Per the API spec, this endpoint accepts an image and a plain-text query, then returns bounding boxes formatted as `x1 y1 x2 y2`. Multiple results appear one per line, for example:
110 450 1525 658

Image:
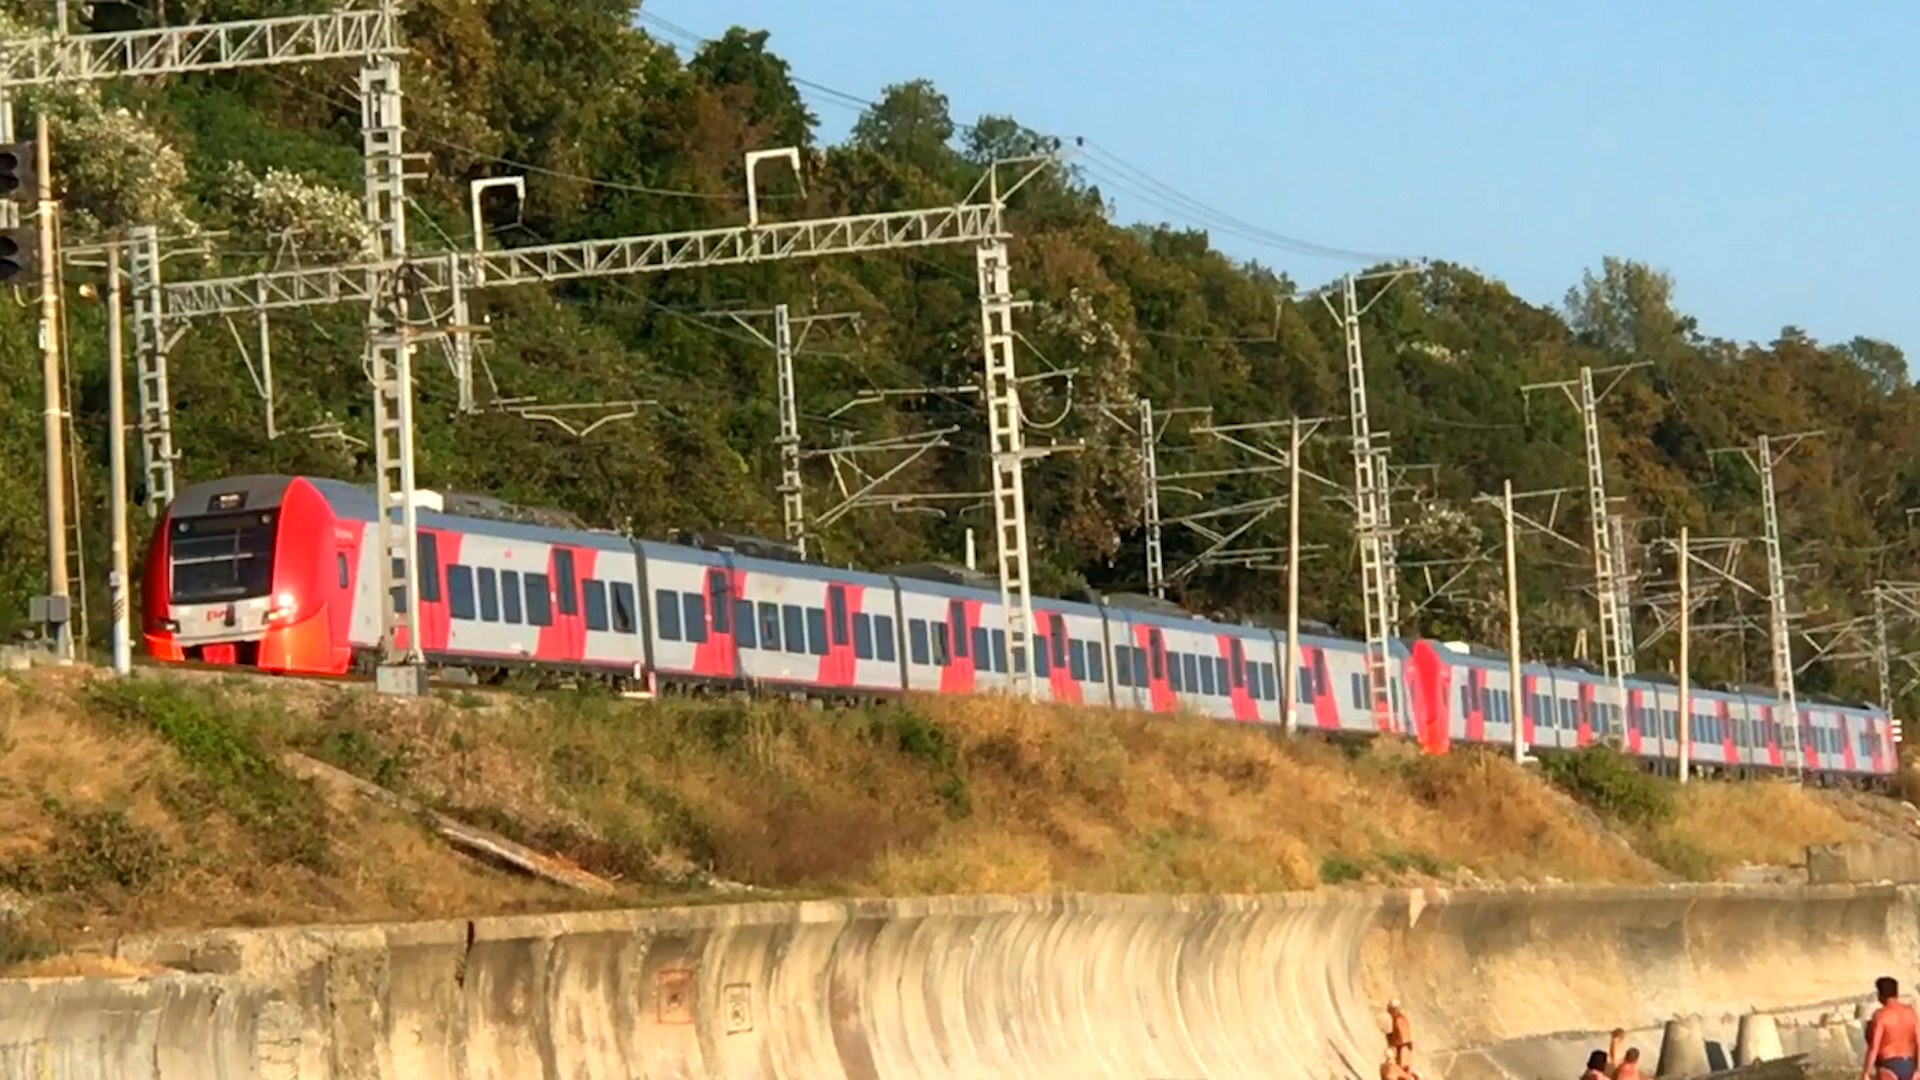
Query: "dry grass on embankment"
0 664 1898 969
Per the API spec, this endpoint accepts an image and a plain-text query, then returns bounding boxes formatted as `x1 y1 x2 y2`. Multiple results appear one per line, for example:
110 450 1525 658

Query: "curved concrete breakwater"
0 884 1914 1080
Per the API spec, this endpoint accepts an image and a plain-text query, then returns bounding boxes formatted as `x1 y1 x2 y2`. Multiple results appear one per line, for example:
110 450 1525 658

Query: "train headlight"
267 592 297 621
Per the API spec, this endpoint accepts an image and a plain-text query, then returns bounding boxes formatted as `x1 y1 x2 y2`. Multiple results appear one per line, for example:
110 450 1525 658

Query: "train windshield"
169 511 277 604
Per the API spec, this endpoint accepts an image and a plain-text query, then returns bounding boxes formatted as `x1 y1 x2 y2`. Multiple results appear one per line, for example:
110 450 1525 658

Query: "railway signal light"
0 141 38 205
0 227 38 283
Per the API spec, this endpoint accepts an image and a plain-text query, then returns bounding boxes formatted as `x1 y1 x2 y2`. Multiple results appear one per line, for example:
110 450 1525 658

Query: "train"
140 473 1900 782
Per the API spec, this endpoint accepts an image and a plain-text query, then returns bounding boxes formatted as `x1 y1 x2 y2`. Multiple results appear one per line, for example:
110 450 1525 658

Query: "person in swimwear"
1380 1050 1410 1080
1865 976 1919 1080
1615 1046 1644 1080
1607 1029 1628 1076
1387 1000 1415 1072
1583 1049 1611 1080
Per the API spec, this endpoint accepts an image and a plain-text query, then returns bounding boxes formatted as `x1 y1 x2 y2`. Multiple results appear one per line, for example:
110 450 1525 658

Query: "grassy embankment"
0 664 1901 972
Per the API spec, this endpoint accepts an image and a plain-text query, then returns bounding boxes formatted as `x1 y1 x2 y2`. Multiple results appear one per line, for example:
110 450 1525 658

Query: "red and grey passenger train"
142 474 1900 781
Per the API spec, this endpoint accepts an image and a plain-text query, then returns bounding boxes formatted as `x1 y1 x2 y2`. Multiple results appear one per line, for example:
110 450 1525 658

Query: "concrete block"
1658 1016 1710 1079
1736 1012 1784 1065
1808 839 1920 884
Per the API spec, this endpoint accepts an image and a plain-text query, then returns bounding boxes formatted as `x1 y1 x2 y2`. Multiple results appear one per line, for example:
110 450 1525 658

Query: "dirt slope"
0 663 1900 967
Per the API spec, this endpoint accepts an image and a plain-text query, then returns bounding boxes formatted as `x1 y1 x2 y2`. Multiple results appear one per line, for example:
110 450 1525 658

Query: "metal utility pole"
0 6 406 515
1284 416 1302 737
1319 268 1417 732
1472 481 1586 741
1139 396 1165 596
125 225 175 509
1677 525 1690 784
1373 445 1403 637
979 239 1040 696
1874 585 1894 717
1711 430 1821 778
1521 362 1648 737
108 241 130 676
1502 479 1523 764
360 55 428 694
701 302 861 558
34 113 71 661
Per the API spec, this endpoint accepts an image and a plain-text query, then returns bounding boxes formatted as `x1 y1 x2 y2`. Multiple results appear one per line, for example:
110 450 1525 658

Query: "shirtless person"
1607 1030 1628 1076
1865 976 1919 1080
1615 1047 1645 1080
1380 1050 1410 1080
1387 1000 1416 1074
1582 1050 1611 1080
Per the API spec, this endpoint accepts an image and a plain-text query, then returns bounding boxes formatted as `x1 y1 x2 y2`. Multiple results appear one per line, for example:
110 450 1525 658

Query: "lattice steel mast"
1520 362 1647 740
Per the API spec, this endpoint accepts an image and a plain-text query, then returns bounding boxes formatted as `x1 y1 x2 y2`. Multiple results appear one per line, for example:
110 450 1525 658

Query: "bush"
1540 745 1674 827
86 679 331 870
1319 853 1366 884
2 802 172 894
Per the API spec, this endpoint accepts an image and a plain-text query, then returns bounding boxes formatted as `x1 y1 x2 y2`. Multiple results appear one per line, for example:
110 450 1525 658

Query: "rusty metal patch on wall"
657 968 695 1025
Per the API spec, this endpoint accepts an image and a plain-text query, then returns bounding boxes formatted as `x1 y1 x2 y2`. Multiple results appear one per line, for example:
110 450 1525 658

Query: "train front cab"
142 475 348 674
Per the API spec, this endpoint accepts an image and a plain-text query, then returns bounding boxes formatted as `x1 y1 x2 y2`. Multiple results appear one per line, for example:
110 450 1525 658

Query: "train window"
1167 653 1182 691
1182 654 1201 695
447 565 477 621
783 605 807 656
1115 645 1134 687
653 587 678 639
852 613 874 660
1560 700 1575 730
1088 645 1104 685
675 588 706 638
1196 655 1216 696
1069 639 1087 682
524 574 553 627
581 580 609 632
1034 635 1049 677
1350 673 1364 710
337 552 350 589
1459 685 1472 718
990 628 1006 673
555 551 578 617
1264 663 1279 702
1051 616 1068 669
477 567 500 623
948 601 969 658
1149 633 1165 681
1130 646 1146 685
757 602 780 651
909 619 929 665
418 532 441 604
1215 658 1230 697
875 615 897 663
501 571 523 624
733 600 756 647
972 627 990 666
707 571 729 634
680 590 707 641
805 608 828 656
1230 641 1245 688
610 582 636 634
829 587 849 647
932 621 951 666
1299 668 1314 703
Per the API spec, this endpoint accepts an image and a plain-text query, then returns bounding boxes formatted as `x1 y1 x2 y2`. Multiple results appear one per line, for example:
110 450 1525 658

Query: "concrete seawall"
1 884 1913 1080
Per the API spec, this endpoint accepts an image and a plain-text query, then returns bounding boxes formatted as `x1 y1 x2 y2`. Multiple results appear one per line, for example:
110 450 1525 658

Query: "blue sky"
641 0 1917 358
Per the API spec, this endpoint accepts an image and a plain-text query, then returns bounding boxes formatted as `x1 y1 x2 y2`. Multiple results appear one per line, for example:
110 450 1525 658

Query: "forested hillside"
0 0 1915 710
